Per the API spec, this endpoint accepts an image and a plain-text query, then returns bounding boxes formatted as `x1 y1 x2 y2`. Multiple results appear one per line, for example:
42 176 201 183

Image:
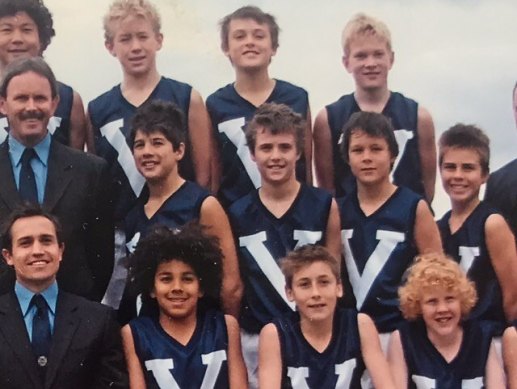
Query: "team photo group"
0 0 516 388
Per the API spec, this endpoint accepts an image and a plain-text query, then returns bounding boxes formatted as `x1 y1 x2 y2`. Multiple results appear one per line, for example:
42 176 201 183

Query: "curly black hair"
0 0 55 53
128 222 223 315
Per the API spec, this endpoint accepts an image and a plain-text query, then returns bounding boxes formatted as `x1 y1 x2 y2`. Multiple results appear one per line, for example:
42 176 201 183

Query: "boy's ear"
105 40 116 57
155 33 164 50
342 54 351 73
336 281 343 298
285 285 294 302
388 50 395 70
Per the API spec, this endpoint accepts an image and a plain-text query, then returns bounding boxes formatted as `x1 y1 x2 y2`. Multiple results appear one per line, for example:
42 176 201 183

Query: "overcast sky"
43 0 517 216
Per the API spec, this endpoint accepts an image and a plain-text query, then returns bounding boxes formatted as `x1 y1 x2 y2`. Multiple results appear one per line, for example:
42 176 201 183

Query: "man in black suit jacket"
0 57 113 300
0 204 127 388
485 82 517 239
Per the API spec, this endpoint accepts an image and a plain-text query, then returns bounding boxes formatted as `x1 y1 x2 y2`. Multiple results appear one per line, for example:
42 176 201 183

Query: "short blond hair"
103 0 161 43
341 13 392 56
398 253 477 321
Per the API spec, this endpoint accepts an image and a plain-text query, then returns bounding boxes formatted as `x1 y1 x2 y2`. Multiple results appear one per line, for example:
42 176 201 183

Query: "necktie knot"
31 294 48 313
21 148 37 165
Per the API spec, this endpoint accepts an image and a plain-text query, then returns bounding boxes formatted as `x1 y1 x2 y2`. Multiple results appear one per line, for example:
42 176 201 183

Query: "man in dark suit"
0 57 113 300
0 204 127 388
485 81 517 239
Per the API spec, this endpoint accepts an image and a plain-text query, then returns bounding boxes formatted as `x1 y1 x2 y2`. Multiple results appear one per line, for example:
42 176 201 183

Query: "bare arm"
325 199 342 261
485 340 506 389
258 323 282 389
69 90 87 150
188 89 212 189
358 313 396 389
313 108 335 193
503 326 517 389
414 199 442 254
303 106 313 185
485 214 517 321
416 106 436 203
387 330 408 389
121 325 147 389
200 196 243 317
225 315 248 389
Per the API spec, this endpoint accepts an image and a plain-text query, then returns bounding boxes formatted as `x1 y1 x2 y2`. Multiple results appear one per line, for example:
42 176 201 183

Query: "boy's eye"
158 275 172 283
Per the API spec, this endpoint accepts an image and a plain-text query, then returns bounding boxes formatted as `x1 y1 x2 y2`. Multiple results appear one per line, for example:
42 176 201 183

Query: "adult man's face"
0 70 58 146
2 215 63 293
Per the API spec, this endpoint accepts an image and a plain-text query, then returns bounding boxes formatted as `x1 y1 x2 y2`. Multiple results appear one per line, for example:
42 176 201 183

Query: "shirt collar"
8 133 51 167
15 280 59 316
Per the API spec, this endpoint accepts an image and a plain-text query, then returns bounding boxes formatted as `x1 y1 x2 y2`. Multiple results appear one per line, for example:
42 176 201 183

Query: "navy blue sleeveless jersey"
338 186 421 333
228 184 332 333
124 181 210 251
0 81 74 145
399 319 495 388
206 79 309 207
326 92 422 198
129 310 229 389
274 308 365 389
88 77 193 221
438 202 505 335
119 181 210 324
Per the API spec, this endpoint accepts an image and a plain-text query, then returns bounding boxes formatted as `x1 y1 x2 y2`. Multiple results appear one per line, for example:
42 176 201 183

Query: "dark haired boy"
228 102 340 387
438 123 517 336
207 6 312 208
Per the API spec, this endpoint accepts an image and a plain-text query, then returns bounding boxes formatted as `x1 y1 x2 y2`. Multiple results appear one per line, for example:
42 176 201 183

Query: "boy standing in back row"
313 13 436 202
207 6 312 208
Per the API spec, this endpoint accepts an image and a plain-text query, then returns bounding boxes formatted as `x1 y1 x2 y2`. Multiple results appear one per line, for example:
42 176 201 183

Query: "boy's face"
224 17 276 71
343 35 393 91
251 127 300 186
440 147 487 206
420 286 461 340
132 129 184 183
0 12 42 68
105 14 162 77
151 259 202 321
286 261 342 322
348 129 394 187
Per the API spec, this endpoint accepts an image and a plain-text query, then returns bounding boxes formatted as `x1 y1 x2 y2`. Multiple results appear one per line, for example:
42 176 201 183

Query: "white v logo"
342 229 405 310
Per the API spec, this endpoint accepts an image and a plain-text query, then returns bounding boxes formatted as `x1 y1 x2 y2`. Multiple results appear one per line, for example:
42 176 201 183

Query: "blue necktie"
19 148 38 203
31 294 52 375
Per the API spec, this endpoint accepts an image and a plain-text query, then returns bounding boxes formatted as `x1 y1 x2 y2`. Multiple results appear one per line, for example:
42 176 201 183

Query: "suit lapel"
44 292 80 389
0 293 42 388
0 141 23 210
44 141 73 211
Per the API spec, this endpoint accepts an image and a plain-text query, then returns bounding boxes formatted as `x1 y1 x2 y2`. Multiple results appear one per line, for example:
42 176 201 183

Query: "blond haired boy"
313 13 436 203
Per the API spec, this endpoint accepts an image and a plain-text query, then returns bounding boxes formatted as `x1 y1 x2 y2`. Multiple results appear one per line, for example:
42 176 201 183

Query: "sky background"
43 0 517 217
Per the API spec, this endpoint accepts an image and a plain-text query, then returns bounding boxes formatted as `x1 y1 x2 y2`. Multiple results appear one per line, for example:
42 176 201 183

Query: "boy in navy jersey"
388 253 505 388
438 124 517 336
89 0 213 308
116 101 242 321
88 0 212 223
228 103 340 388
207 6 312 207
338 111 441 351
259 245 395 389
313 13 436 202
0 0 87 149
121 224 247 389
